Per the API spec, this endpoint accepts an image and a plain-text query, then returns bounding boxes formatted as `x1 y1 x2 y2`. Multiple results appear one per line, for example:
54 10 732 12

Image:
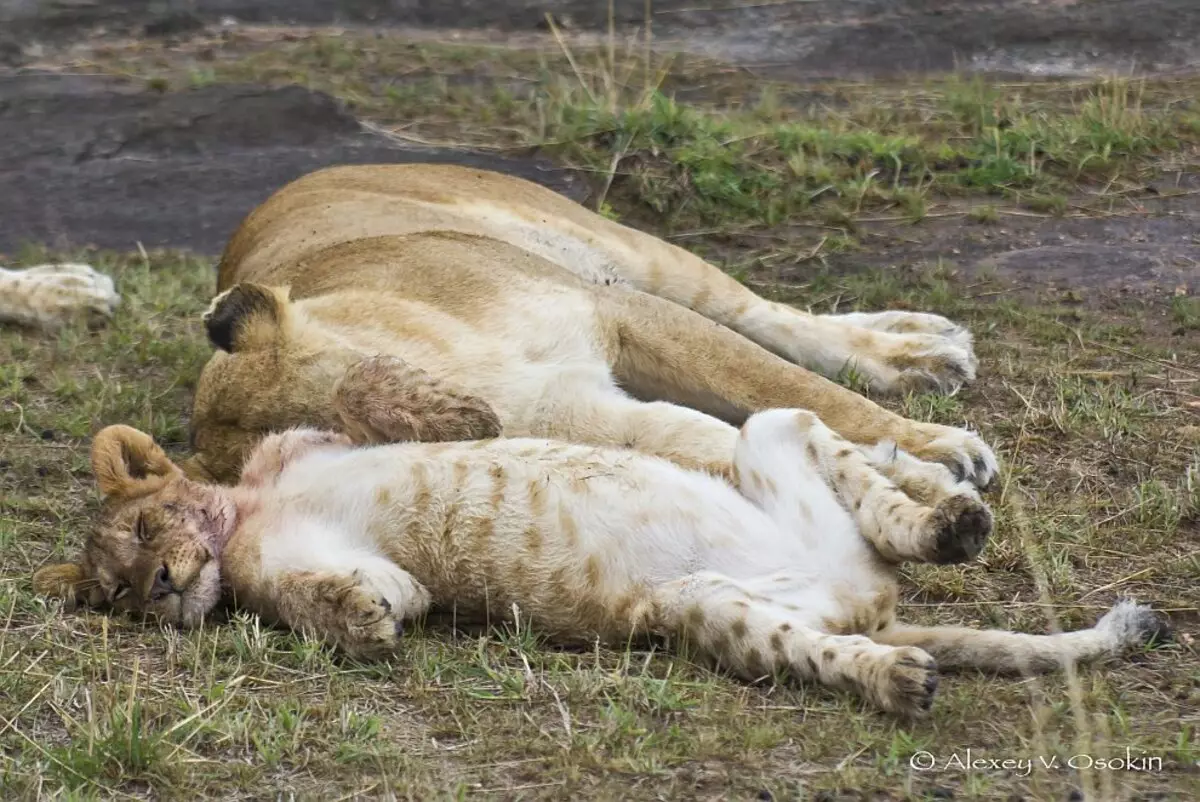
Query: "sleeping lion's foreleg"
603 292 999 488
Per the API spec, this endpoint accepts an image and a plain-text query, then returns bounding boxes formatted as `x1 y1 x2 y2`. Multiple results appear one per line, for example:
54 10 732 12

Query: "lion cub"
34 365 1167 717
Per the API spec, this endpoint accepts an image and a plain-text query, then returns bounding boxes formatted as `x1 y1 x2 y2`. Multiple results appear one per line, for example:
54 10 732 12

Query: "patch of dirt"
814 204 1200 298
3 0 1198 78
0 74 585 254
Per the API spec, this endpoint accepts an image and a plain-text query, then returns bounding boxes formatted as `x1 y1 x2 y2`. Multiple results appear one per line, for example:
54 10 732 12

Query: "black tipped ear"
203 283 289 353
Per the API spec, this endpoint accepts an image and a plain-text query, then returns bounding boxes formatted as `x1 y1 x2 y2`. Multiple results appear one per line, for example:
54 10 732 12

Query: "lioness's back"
217 164 654 293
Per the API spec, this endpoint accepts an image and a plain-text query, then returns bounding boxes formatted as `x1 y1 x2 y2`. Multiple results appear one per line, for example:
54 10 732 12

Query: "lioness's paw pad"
0 263 120 330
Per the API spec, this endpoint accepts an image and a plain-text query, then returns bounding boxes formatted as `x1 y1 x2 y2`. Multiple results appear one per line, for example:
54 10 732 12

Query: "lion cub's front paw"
331 561 431 659
338 584 407 660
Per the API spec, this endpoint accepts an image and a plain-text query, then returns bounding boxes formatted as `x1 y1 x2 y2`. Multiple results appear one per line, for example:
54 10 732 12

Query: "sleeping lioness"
180 163 998 487
32 375 1167 717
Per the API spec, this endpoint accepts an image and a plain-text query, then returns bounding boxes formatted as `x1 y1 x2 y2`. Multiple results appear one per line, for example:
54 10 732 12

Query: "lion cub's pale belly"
262 440 805 635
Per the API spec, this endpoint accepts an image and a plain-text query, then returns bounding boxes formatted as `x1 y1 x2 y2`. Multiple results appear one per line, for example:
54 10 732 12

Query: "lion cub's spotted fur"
0 263 119 330
183 163 997 488
34 367 1168 717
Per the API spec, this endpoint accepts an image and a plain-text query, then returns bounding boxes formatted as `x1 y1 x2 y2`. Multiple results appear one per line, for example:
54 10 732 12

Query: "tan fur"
35 397 1167 717
183 164 997 487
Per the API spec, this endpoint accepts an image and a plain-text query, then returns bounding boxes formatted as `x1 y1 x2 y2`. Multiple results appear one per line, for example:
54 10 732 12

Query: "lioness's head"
32 425 234 626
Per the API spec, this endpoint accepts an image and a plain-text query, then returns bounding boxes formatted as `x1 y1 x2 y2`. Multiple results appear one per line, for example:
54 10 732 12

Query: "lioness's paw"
823 312 977 397
904 426 999 490
829 310 972 345
858 440 969 506
0 263 120 330
873 333 977 397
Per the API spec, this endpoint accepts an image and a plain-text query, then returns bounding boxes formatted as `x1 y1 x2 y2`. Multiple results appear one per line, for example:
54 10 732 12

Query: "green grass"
81 32 1200 234
3 24 1199 802
2 249 1197 800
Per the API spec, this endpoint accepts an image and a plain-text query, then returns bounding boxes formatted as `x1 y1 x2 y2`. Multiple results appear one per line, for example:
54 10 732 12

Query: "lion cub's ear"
202 283 291 353
91 424 182 500
32 562 94 607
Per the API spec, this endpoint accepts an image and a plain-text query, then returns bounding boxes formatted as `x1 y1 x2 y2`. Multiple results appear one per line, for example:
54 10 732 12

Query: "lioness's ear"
32 562 96 607
91 424 182 499
203 283 291 353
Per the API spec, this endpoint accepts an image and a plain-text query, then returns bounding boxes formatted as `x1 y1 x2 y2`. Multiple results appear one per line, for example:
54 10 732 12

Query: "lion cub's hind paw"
874 647 940 718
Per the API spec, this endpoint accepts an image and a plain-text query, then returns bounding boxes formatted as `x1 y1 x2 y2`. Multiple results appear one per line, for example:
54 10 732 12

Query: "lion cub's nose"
149 565 174 601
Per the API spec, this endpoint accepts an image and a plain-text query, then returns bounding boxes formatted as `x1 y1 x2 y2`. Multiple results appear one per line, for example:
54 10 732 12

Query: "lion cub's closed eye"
33 424 232 625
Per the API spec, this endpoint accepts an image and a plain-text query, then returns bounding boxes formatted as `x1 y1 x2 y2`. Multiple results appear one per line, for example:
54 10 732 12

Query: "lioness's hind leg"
655 572 939 716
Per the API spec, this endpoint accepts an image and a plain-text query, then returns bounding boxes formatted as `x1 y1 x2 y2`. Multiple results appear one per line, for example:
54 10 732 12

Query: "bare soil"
4 0 1199 78
0 74 584 255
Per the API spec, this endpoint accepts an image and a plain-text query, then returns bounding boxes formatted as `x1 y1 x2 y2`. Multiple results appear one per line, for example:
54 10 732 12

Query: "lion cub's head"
32 425 234 626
